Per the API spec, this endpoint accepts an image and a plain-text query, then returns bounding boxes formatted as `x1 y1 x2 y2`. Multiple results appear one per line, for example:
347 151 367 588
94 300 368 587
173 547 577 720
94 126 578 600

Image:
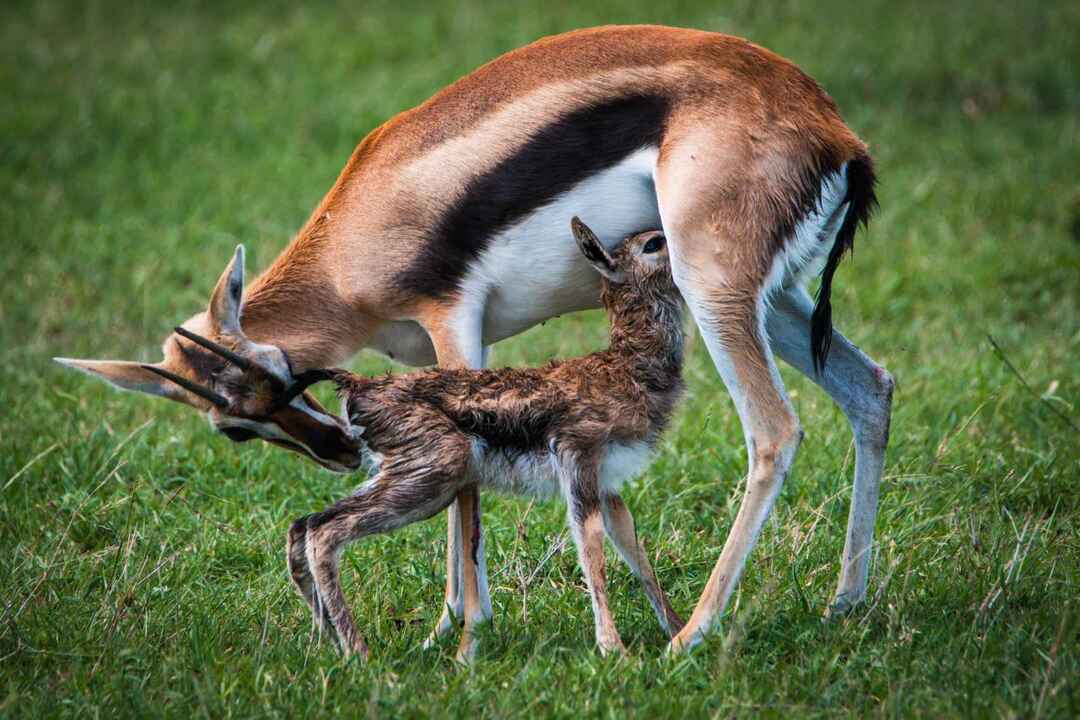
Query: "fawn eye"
642 235 665 254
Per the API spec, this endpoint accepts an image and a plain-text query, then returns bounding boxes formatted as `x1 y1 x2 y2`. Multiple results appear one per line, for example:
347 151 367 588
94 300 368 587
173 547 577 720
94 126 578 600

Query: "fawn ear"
571 217 624 282
208 245 245 335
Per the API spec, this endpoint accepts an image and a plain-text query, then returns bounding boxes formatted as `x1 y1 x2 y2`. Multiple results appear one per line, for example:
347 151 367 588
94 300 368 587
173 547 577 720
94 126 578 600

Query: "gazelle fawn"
288 219 685 660
57 26 893 656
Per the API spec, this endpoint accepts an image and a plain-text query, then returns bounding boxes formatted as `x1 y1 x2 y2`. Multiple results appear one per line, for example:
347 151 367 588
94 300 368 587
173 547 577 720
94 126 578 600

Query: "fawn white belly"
464 147 662 345
470 439 653 500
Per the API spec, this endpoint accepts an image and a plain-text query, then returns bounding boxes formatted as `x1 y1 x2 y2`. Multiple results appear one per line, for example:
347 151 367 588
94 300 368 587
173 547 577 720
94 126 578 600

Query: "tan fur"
59 25 885 655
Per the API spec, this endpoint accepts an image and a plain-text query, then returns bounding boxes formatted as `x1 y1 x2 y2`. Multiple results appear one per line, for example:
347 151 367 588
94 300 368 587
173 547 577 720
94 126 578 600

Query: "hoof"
823 594 862 621
665 611 687 639
598 640 628 658
454 638 477 666
666 627 701 656
423 605 458 649
339 633 370 661
596 627 627 657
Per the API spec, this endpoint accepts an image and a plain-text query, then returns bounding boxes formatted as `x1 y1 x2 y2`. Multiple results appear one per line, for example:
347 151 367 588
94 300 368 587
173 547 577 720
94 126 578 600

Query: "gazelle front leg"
766 288 893 615
426 491 494 649
424 311 493 653
425 500 465 646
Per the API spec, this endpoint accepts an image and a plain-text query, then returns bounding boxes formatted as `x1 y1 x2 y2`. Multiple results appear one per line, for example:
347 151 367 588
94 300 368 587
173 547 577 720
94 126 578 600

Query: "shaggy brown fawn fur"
287 218 686 660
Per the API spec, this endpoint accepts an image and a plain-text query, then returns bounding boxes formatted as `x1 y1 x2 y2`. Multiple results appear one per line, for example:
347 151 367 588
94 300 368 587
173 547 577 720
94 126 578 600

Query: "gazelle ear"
571 217 624 282
53 358 191 404
208 245 245 335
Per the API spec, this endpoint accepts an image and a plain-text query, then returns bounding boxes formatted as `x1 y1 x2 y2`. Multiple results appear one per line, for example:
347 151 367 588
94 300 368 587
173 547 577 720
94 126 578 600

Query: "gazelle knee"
751 416 803 486
854 365 893 451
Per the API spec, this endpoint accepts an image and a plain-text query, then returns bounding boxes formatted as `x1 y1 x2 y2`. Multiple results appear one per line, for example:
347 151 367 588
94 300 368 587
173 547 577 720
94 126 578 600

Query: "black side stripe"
396 94 671 299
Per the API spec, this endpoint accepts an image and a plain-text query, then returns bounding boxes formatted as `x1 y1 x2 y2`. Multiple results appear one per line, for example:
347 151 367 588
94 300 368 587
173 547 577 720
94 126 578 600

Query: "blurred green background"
2 1 1078 717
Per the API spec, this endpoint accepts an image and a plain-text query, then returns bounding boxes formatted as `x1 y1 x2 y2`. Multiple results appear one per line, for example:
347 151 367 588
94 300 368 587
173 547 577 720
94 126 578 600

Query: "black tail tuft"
810 155 877 374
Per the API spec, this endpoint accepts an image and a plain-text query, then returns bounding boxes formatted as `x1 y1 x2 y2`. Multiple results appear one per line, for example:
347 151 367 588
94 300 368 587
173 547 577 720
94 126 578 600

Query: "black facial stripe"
396 93 670 299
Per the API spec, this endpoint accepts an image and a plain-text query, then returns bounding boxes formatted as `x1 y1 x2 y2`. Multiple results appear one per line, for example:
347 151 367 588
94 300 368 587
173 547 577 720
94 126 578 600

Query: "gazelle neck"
238 215 367 372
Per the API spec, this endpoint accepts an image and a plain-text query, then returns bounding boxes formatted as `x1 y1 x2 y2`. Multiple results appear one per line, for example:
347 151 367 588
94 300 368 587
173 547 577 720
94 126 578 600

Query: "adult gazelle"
58 25 893 659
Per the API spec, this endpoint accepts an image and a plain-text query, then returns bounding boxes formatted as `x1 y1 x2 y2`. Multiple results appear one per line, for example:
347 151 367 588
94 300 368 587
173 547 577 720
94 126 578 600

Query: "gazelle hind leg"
767 288 893 614
657 153 805 649
600 493 685 637
668 285 801 652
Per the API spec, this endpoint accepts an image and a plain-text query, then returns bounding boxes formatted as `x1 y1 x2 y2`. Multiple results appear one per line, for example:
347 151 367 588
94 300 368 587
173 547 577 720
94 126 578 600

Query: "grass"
2 0 1079 716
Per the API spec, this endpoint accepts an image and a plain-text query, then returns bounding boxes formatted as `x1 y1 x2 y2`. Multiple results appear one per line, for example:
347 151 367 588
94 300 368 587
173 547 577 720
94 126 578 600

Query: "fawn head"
571 216 672 291
55 246 363 473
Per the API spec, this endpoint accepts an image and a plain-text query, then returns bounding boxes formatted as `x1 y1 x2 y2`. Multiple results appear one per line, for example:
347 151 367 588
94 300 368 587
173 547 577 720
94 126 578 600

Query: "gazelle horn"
174 326 252 370
142 364 229 408
274 369 339 409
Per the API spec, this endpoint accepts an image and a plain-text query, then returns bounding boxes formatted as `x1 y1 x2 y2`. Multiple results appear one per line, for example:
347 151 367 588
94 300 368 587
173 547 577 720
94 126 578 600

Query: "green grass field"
3 1 1079 716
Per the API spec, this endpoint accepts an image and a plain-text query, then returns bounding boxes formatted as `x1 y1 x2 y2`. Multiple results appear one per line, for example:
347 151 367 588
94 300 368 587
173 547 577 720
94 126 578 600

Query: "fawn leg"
767 288 893 615
286 517 335 641
453 486 487 664
600 493 685 638
562 456 625 655
305 435 471 658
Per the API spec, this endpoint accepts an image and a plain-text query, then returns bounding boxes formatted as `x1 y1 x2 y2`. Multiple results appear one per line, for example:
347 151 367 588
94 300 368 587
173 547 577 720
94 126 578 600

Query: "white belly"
469 439 653 500
367 148 660 366
464 147 662 345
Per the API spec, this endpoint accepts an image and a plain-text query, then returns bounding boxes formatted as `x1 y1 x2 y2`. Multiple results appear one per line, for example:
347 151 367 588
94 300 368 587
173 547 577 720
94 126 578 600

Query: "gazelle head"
571 216 672 289
55 246 363 473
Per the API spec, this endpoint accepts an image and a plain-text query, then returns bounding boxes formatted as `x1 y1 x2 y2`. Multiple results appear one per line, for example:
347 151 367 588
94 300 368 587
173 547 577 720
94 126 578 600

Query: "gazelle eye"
221 427 258 443
642 235 665 254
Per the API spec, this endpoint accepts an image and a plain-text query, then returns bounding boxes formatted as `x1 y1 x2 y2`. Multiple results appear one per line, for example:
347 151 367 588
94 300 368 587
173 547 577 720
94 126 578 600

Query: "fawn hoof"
342 637 370 662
